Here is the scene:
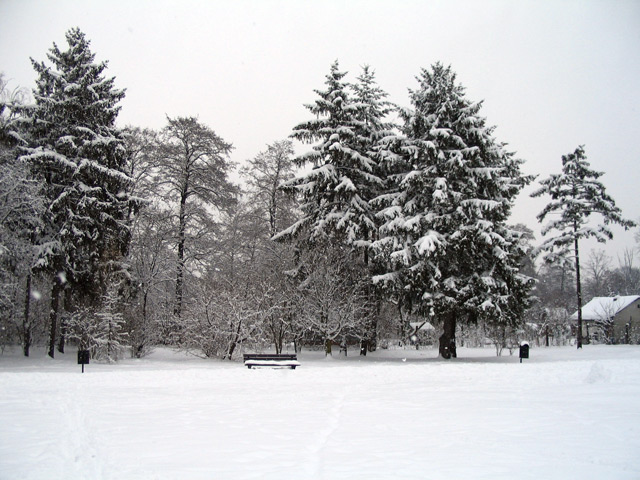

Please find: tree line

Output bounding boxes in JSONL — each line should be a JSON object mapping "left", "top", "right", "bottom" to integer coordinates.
{"left": 1, "top": 29, "right": 637, "bottom": 361}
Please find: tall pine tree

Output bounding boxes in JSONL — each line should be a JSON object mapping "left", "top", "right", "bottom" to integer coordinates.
{"left": 275, "top": 61, "right": 386, "bottom": 249}
{"left": 350, "top": 65, "right": 396, "bottom": 253}
{"left": 275, "top": 62, "right": 394, "bottom": 354}
{"left": 20, "top": 28, "right": 136, "bottom": 357}
{"left": 532, "top": 146, "right": 636, "bottom": 348}
{"left": 373, "top": 63, "right": 533, "bottom": 358}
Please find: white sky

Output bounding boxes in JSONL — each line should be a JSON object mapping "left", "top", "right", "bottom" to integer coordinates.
{"left": 1, "top": 0, "right": 639, "bottom": 262}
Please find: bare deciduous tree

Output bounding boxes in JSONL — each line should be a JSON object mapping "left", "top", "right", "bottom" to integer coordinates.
{"left": 295, "top": 245, "right": 372, "bottom": 356}
{"left": 584, "top": 249, "right": 612, "bottom": 299}
{"left": 153, "top": 116, "right": 236, "bottom": 318}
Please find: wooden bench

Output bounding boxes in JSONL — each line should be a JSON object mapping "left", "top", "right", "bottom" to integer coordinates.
{"left": 243, "top": 353, "right": 300, "bottom": 369}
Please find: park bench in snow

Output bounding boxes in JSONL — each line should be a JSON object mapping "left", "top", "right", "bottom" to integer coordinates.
{"left": 243, "top": 353, "right": 300, "bottom": 369}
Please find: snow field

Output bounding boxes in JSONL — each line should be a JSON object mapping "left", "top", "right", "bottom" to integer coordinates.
{"left": 1, "top": 346, "right": 639, "bottom": 479}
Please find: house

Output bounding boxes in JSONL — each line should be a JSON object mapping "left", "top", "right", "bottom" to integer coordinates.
{"left": 570, "top": 295, "right": 640, "bottom": 344}
{"left": 409, "top": 321, "right": 436, "bottom": 346}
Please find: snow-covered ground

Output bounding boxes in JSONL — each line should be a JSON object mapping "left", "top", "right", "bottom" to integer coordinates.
{"left": 1, "top": 345, "right": 639, "bottom": 480}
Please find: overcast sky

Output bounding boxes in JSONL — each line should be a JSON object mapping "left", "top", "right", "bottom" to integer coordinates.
{"left": 1, "top": 0, "right": 639, "bottom": 261}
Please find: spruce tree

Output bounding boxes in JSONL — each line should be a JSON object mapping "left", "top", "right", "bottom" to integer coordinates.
{"left": 275, "top": 61, "right": 385, "bottom": 249}
{"left": 20, "top": 28, "right": 136, "bottom": 357}
{"left": 94, "top": 286, "right": 128, "bottom": 363}
{"left": 351, "top": 65, "right": 397, "bottom": 253}
{"left": 532, "top": 146, "right": 636, "bottom": 348}
{"left": 276, "top": 63, "right": 394, "bottom": 353}
{"left": 373, "top": 63, "right": 534, "bottom": 358}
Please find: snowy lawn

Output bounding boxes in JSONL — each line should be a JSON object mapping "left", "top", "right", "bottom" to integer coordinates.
{"left": 1, "top": 345, "right": 639, "bottom": 480}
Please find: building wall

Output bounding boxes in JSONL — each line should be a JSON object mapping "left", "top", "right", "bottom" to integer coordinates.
{"left": 613, "top": 301, "right": 640, "bottom": 344}
{"left": 580, "top": 321, "right": 600, "bottom": 344}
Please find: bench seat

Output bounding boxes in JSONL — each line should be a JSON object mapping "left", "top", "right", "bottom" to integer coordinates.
{"left": 243, "top": 353, "right": 299, "bottom": 369}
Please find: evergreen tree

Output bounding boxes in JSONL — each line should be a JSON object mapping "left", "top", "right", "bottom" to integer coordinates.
{"left": 350, "top": 65, "right": 397, "bottom": 251}
{"left": 67, "top": 286, "right": 128, "bottom": 363}
{"left": 373, "top": 63, "right": 534, "bottom": 358}
{"left": 275, "top": 62, "right": 393, "bottom": 353}
{"left": 20, "top": 28, "right": 136, "bottom": 357}
{"left": 94, "top": 286, "right": 128, "bottom": 363}
{"left": 275, "top": 61, "right": 385, "bottom": 249}
{"left": 532, "top": 146, "right": 636, "bottom": 348}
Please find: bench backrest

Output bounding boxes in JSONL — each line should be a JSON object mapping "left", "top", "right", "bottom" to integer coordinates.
{"left": 243, "top": 353, "right": 297, "bottom": 361}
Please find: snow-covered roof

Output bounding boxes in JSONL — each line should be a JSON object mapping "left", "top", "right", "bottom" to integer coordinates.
{"left": 570, "top": 295, "right": 640, "bottom": 321}
{"left": 410, "top": 321, "right": 435, "bottom": 332}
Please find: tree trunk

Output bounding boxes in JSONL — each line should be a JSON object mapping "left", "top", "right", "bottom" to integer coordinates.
{"left": 142, "top": 289, "right": 148, "bottom": 325}
{"left": 274, "top": 330, "right": 282, "bottom": 354}
{"left": 174, "top": 194, "right": 187, "bottom": 318}
{"left": 47, "top": 277, "right": 63, "bottom": 359}
{"left": 269, "top": 188, "right": 278, "bottom": 238}
{"left": 272, "top": 320, "right": 284, "bottom": 354}
{"left": 574, "top": 226, "right": 583, "bottom": 349}
{"left": 545, "top": 325, "right": 550, "bottom": 347}
{"left": 133, "top": 289, "right": 149, "bottom": 358}
{"left": 227, "top": 320, "right": 243, "bottom": 360}
{"left": 438, "top": 312, "right": 457, "bottom": 359}
{"left": 325, "top": 338, "right": 332, "bottom": 356}
{"left": 57, "top": 318, "right": 66, "bottom": 354}
{"left": 57, "top": 288, "right": 72, "bottom": 354}
{"left": 22, "top": 273, "right": 32, "bottom": 357}
{"left": 367, "top": 301, "right": 379, "bottom": 352}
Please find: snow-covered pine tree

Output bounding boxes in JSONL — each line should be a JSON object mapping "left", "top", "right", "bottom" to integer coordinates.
{"left": 349, "top": 66, "right": 399, "bottom": 350}
{"left": 275, "top": 61, "right": 385, "bottom": 249}
{"left": 20, "top": 28, "right": 136, "bottom": 357}
{"left": 350, "top": 65, "right": 397, "bottom": 253}
{"left": 372, "top": 63, "right": 534, "bottom": 358}
{"left": 531, "top": 145, "right": 636, "bottom": 348}
{"left": 64, "top": 307, "right": 97, "bottom": 352}
{"left": 275, "top": 62, "right": 394, "bottom": 353}
{"left": 94, "top": 286, "right": 128, "bottom": 363}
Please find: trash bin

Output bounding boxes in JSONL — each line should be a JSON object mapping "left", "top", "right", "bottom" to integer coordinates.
{"left": 77, "top": 350, "right": 90, "bottom": 364}
{"left": 78, "top": 349, "right": 90, "bottom": 373}
{"left": 519, "top": 343, "right": 529, "bottom": 363}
